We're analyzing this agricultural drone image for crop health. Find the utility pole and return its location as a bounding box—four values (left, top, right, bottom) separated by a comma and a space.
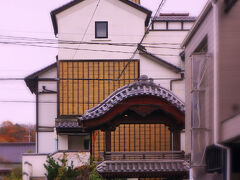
24, 124, 31, 143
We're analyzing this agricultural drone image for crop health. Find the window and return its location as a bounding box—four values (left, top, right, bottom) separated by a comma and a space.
95, 21, 108, 38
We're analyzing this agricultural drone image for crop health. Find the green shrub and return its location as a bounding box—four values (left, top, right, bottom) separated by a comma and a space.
44, 154, 79, 180
3, 167, 22, 180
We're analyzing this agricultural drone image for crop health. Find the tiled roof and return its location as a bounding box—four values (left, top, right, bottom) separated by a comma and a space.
0, 143, 35, 163
97, 160, 189, 178
56, 119, 80, 128
79, 76, 184, 122
153, 16, 197, 22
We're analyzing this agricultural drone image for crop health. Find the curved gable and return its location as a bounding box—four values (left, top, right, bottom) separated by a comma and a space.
79, 75, 185, 130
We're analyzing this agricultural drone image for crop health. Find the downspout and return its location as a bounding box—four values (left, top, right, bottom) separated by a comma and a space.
170, 72, 184, 91
212, 1, 230, 180
36, 80, 39, 153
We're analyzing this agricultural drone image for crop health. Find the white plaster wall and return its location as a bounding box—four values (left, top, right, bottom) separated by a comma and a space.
58, 135, 68, 150
57, 0, 147, 60
39, 67, 57, 78
38, 132, 56, 153
153, 22, 167, 30
183, 22, 194, 30
143, 30, 189, 67
181, 131, 185, 151
22, 154, 47, 179
38, 93, 57, 127
171, 79, 185, 101
140, 55, 184, 101
168, 22, 182, 30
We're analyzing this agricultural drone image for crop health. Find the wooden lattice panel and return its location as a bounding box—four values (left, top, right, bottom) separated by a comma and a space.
92, 124, 171, 160
59, 60, 139, 115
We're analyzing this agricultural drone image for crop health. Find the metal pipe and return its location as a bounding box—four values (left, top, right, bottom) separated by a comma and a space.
170, 72, 184, 91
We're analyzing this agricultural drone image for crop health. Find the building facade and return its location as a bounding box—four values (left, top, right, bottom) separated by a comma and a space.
23, 0, 195, 179
182, 0, 240, 179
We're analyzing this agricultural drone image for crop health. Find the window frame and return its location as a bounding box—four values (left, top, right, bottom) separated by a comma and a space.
95, 21, 108, 39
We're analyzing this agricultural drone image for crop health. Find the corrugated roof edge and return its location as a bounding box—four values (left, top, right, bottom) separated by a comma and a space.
24, 62, 57, 94
181, 0, 213, 48
50, 0, 152, 36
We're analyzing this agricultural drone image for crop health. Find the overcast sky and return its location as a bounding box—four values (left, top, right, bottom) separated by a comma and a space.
0, 0, 208, 125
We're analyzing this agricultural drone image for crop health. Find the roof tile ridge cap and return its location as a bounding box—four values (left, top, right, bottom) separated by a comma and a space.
158, 85, 184, 105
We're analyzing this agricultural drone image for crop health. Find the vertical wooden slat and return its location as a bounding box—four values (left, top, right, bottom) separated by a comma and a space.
82, 62, 84, 114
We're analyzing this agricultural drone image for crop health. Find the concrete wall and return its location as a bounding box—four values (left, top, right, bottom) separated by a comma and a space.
22, 154, 48, 180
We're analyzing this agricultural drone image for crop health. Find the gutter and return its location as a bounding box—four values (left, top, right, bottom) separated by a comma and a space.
36, 82, 39, 153
170, 72, 184, 91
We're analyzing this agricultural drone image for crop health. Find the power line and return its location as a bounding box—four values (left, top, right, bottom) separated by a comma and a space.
72, 0, 101, 60
0, 41, 180, 56
0, 77, 179, 81
0, 34, 182, 47
0, 40, 181, 50
118, 0, 167, 79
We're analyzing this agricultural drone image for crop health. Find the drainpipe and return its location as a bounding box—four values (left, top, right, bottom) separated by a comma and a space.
170, 72, 184, 91
212, 1, 230, 180
36, 81, 39, 153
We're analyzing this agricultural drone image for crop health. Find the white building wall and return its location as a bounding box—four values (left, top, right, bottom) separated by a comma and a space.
139, 55, 184, 101
168, 22, 182, 30
38, 132, 56, 153
38, 94, 56, 127
143, 30, 189, 67
22, 154, 48, 179
58, 135, 68, 150
56, 0, 147, 60
183, 22, 194, 30
153, 22, 167, 30
37, 68, 58, 153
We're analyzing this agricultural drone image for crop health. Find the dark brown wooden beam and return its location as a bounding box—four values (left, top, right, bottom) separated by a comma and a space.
173, 130, 181, 151
105, 130, 111, 152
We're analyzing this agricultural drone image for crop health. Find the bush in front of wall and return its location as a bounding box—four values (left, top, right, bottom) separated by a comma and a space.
3, 167, 22, 180
44, 154, 79, 180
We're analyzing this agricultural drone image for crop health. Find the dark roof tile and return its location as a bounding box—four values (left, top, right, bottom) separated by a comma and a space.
153, 16, 196, 22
